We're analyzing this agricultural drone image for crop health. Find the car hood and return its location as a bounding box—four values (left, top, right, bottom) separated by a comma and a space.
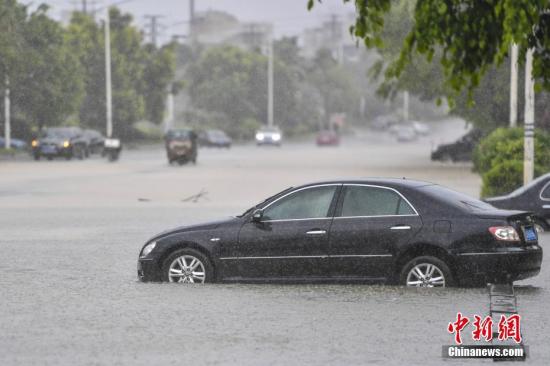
149, 217, 240, 242
39, 137, 66, 144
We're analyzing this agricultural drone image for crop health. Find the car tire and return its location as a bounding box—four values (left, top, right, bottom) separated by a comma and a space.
400, 255, 454, 288
162, 248, 214, 283
33, 154, 40, 161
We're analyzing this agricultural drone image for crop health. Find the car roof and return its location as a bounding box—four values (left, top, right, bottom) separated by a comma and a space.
295, 178, 434, 190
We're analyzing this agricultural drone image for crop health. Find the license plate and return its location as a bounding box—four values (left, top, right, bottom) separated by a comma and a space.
41, 146, 56, 153
524, 226, 538, 242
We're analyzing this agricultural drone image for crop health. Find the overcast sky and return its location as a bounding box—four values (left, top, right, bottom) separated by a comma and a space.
41, 0, 355, 43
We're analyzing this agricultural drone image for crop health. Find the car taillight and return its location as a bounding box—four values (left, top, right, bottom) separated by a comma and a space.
489, 226, 520, 242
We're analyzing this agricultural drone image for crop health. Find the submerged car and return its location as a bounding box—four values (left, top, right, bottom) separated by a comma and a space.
255, 126, 282, 146
165, 129, 197, 165
485, 173, 550, 232
316, 130, 339, 146
138, 179, 542, 287
31, 127, 88, 160
431, 129, 483, 162
198, 129, 232, 148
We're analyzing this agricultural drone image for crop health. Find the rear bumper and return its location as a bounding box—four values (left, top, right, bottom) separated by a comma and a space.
137, 258, 161, 282
455, 245, 542, 284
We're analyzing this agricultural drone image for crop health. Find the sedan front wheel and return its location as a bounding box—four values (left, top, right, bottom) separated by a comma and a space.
162, 249, 213, 283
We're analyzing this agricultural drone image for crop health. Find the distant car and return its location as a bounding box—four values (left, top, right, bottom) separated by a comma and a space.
316, 130, 339, 146
137, 179, 542, 287
371, 115, 399, 131
199, 130, 232, 148
484, 173, 550, 232
431, 129, 483, 162
0, 137, 27, 150
411, 121, 430, 136
31, 127, 88, 160
396, 125, 417, 142
255, 126, 282, 146
82, 129, 105, 155
165, 129, 197, 165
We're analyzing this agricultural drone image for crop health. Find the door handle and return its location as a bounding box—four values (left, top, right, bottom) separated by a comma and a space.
390, 225, 411, 230
543, 205, 550, 209
306, 230, 327, 235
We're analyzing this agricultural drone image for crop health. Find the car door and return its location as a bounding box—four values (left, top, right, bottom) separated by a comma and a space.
328, 184, 422, 279
236, 184, 340, 279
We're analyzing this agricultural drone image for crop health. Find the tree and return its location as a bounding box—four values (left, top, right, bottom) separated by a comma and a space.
308, 0, 550, 98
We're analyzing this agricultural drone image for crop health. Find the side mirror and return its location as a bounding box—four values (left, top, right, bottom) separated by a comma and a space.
252, 209, 263, 222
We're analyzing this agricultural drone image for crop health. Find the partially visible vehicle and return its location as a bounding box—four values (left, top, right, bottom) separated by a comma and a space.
255, 126, 282, 146
396, 125, 417, 142
411, 121, 430, 136
82, 129, 105, 155
165, 129, 197, 165
199, 129, 232, 148
431, 129, 483, 162
371, 115, 399, 131
31, 127, 88, 160
484, 173, 550, 233
137, 178, 542, 287
316, 130, 340, 146
0, 137, 27, 150
103, 138, 122, 162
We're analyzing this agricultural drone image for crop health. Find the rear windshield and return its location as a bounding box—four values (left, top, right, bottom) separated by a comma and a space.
419, 184, 494, 212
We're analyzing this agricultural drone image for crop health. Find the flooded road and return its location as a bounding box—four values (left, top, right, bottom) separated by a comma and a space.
1, 124, 547, 365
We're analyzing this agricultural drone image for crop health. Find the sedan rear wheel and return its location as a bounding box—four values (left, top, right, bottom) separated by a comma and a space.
400, 256, 453, 288
162, 249, 213, 283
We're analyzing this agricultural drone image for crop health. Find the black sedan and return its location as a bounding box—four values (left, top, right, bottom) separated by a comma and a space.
485, 173, 550, 232
138, 179, 542, 287
31, 127, 88, 160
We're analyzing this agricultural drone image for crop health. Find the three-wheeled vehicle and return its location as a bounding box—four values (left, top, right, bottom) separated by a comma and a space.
165, 129, 197, 165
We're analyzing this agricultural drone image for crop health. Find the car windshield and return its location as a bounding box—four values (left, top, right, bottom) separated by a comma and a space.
43, 128, 76, 138
420, 184, 495, 212
168, 130, 191, 139
259, 127, 280, 133
237, 186, 294, 217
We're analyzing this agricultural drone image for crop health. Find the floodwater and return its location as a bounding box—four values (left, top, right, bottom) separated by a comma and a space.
1, 122, 547, 365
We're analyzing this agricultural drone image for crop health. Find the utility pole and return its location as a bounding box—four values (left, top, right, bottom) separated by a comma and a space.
189, 0, 195, 43
524, 48, 535, 184
510, 43, 518, 127
403, 90, 409, 122
105, 6, 113, 138
267, 36, 274, 127
4, 76, 10, 150
164, 85, 174, 133
144, 15, 164, 47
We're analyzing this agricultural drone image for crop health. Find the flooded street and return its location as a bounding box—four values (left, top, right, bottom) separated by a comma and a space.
1, 124, 547, 365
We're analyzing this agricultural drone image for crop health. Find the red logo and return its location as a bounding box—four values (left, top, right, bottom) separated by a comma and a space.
448, 313, 522, 344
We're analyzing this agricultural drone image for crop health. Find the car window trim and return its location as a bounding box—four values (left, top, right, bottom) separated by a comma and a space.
335, 183, 419, 218
260, 183, 342, 222
539, 180, 550, 201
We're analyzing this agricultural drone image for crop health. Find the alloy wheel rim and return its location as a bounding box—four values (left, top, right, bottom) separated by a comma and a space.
406, 263, 445, 287
168, 255, 206, 283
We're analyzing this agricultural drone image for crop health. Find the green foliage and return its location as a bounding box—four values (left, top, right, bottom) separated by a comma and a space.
309, 0, 550, 99
474, 128, 550, 196
1, 3, 176, 140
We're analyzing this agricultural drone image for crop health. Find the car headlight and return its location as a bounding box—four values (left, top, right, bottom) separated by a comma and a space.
31, 140, 39, 147
140, 241, 156, 257
62, 140, 70, 148
272, 133, 281, 141
255, 133, 264, 140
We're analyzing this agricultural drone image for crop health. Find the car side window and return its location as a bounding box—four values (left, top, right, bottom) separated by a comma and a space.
340, 185, 415, 217
263, 186, 337, 220
541, 183, 550, 199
